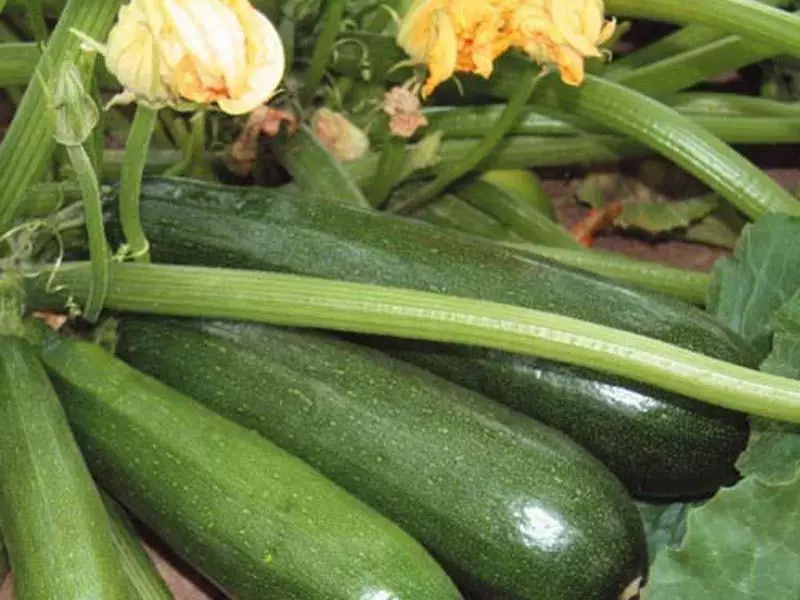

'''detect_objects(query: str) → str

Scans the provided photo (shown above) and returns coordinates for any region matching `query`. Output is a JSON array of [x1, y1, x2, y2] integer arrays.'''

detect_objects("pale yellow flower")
[[396, 0, 614, 95], [103, 0, 285, 114]]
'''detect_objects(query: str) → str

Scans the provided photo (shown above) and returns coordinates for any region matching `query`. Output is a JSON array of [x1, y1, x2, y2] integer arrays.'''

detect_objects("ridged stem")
[[65, 145, 108, 323], [21, 261, 800, 424], [0, 0, 121, 233], [119, 105, 158, 262]]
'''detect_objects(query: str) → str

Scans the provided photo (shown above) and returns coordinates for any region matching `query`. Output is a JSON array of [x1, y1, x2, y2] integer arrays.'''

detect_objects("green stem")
[[506, 243, 711, 305], [0, 0, 121, 233], [119, 105, 158, 262], [455, 181, 581, 249], [606, 0, 800, 58], [65, 145, 108, 323], [302, 0, 347, 106], [0, 43, 40, 86], [664, 92, 800, 117], [390, 68, 544, 215], [365, 135, 406, 207], [423, 104, 800, 143], [533, 76, 800, 218], [464, 67, 800, 219], [22, 261, 800, 423], [609, 29, 784, 97], [604, 0, 789, 76], [27, 0, 48, 42]]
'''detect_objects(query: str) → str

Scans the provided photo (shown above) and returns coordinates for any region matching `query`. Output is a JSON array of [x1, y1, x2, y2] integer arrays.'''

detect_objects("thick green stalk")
[[472, 69, 800, 219], [119, 105, 158, 262], [21, 261, 800, 424], [609, 30, 785, 96], [423, 105, 800, 143], [534, 76, 800, 218], [606, 0, 800, 58], [605, 0, 788, 76], [0, 0, 122, 234]]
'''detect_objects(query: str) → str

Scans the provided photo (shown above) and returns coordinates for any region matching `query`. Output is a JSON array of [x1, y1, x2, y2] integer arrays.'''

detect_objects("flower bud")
[[104, 0, 285, 114], [310, 109, 369, 162]]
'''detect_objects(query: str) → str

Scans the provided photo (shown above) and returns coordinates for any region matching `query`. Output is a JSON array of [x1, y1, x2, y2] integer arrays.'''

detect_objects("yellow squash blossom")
[[103, 0, 285, 114], [397, 0, 516, 97], [397, 0, 614, 96], [511, 0, 615, 86]]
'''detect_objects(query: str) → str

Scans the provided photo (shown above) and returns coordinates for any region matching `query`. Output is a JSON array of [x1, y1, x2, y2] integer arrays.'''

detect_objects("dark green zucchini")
[[359, 337, 748, 498], [34, 328, 463, 600], [0, 335, 128, 600], [115, 177, 754, 498], [120, 177, 755, 364], [115, 316, 647, 600]]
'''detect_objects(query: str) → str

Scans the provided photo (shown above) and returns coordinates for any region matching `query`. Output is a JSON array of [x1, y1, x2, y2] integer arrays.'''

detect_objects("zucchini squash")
[[34, 328, 463, 600], [102, 491, 174, 600], [0, 335, 128, 600], [117, 177, 754, 498], [115, 316, 647, 600]]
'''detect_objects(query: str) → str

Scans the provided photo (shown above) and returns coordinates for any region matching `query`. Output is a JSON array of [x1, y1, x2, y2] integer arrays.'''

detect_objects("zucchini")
[[121, 177, 755, 363], [0, 335, 128, 600], [102, 491, 174, 600], [364, 338, 749, 498], [34, 328, 463, 600], [119, 177, 755, 497], [115, 316, 647, 600]]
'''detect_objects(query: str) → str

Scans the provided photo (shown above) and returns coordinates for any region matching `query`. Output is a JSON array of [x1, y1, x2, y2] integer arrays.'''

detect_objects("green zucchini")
[[0, 335, 128, 600], [34, 328, 463, 600], [361, 338, 749, 498], [101, 491, 174, 600], [117, 177, 755, 498], [115, 316, 647, 600], [122, 177, 755, 364]]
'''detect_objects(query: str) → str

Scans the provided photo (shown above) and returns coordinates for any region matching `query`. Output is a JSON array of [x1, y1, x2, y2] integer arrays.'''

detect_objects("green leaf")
[[736, 294, 800, 486], [760, 291, 800, 379], [637, 502, 693, 563], [642, 469, 800, 600], [677, 204, 745, 249], [736, 418, 800, 485], [615, 196, 718, 234], [708, 214, 800, 355]]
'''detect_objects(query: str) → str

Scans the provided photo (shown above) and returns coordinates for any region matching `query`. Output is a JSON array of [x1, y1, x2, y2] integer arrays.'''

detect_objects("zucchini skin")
[[124, 177, 755, 498], [362, 338, 748, 498], [0, 335, 128, 600], [37, 333, 463, 600], [116, 316, 647, 600], [101, 491, 175, 600], [126, 177, 757, 365]]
